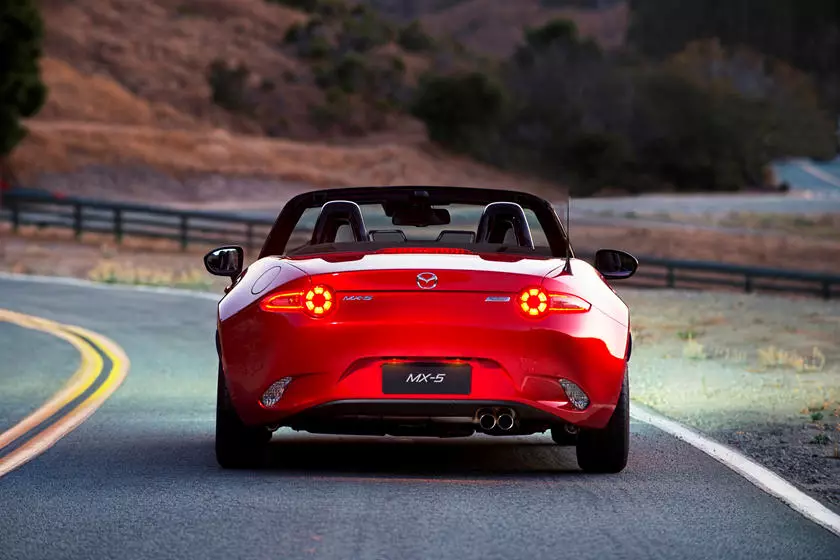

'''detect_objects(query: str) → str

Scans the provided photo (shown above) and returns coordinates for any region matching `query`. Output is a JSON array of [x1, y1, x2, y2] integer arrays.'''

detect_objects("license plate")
[[381, 362, 472, 395]]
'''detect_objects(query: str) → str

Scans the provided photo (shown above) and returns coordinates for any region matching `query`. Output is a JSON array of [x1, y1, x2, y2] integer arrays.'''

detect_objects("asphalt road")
[[1, 278, 838, 560]]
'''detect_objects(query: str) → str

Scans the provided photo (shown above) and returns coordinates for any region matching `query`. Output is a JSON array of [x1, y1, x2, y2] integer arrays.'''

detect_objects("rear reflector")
[[559, 379, 590, 410], [261, 377, 293, 407]]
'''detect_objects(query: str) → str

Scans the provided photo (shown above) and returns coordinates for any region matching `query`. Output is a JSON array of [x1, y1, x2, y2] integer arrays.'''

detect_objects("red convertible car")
[[204, 186, 638, 472]]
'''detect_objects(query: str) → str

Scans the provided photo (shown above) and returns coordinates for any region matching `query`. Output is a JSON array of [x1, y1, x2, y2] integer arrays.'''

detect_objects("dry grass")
[[602, 211, 840, 240], [9, 0, 576, 200], [87, 259, 213, 290], [12, 121, 560, 196], [0, 226, 228, 291], [35, 57, 203, 130], [34, 0, 435, 141], [421, 0, 629, 57], [573, 223, 840, 274], [38, 0, 311, 136]]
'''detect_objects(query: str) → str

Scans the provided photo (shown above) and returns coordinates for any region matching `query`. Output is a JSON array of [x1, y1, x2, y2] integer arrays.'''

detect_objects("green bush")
[[300, 35, 332, 59], [0, 0, 47, 156], [397, 21, 435, 52], [411, 72, 505, 151], [272, 0, 349, 18], [339, 10, 394, 52], [206, 59, 251, 113], [309, 93, 351, 131], [333, 51, 369, 93], [284, 22, 303, 44]]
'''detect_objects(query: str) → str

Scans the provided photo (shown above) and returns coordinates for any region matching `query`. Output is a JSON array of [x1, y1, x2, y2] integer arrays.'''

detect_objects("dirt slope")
[[12, 121, 559, 196], [38, 0, 317, 136], [13, 0, 561, 194], [34, 57, 203, 129]]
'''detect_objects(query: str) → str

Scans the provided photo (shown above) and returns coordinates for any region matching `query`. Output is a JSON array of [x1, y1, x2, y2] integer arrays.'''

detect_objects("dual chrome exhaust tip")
[[477, 408, 516, 431]]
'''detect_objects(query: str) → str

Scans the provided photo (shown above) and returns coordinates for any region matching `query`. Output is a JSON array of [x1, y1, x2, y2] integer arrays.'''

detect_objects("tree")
[[410, 72, 505, 151], [628, 0, 840, 111], [0, 0, 48, 156]]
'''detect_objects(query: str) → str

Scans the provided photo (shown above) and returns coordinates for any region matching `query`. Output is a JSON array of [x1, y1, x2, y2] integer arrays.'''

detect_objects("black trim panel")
[[285, 399, 559, 422]]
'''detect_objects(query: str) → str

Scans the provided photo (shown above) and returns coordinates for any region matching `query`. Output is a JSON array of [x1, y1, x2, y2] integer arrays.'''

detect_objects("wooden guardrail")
[[3, 189, 839, 299]]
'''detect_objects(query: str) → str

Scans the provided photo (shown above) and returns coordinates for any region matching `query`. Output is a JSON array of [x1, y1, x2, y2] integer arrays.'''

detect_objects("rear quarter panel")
[[544, 259, 631, 359]]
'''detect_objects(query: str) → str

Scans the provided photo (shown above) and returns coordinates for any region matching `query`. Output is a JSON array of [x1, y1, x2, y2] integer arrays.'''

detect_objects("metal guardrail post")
[[179, 215, 188, 251], [822, 281, 832, 300], [10, 200, 19, 233], [114, 208, 123, 244], [745, 275, 753, 293], [73, 203, 82, 239], [666, 266, 675, 288]]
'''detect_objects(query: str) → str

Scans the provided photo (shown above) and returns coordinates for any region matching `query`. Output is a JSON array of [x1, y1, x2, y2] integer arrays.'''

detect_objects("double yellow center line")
[[0, 309, 130, 477]]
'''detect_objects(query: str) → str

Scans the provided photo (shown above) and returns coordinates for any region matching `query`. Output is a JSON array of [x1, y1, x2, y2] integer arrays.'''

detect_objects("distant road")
[[773, 157, 840, 195]]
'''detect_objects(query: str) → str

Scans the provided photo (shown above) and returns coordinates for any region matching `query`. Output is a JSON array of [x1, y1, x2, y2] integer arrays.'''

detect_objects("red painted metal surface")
[[217, 253, 630, 430]]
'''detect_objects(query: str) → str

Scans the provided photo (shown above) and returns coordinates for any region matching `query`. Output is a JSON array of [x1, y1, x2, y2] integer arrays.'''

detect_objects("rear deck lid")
[[285, 252, 564, 293]]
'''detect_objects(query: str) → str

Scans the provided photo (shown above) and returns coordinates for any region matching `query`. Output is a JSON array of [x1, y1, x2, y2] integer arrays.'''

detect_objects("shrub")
[[411, 72, 505, 151], [308, 93, 351, 131], [266, 0, 319, 13], [300, 35, 332, 59], [206, 59, 251, 113], [397, 21, 435, 52], [284, 22, 303, 44], [339, 10, 394, 52], [332, 51, 369, 93]]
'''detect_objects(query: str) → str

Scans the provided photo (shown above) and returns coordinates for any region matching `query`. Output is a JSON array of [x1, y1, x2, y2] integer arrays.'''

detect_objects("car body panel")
[[217, 253, 629, 432]]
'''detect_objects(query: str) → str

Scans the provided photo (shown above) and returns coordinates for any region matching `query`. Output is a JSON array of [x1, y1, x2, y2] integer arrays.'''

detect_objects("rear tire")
[[575, 366, 629, 473], [216, 362, 271, 469]]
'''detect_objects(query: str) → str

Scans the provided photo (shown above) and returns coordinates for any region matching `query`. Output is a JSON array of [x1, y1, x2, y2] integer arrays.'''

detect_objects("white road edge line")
[[631, 403, 840, 538], [2, 272, 839, 537]]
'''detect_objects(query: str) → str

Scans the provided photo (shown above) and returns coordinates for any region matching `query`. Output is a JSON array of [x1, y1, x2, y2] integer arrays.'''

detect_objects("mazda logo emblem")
[[416, 272, 438, 289]]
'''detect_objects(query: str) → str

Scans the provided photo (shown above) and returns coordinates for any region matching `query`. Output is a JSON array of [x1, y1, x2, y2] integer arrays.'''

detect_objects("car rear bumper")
[[222, 350, 626, 431]]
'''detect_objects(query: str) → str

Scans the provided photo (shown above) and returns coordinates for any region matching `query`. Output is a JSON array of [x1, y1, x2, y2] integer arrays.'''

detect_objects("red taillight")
[[260, 285, 336, 318], [302, 285, 334, 317], [260, 291, 303, 312], [518, 287, 549, 317], [516, 288, 590, 318]]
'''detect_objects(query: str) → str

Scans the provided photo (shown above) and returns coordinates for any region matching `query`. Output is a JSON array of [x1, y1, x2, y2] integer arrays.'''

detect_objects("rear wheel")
[[575, 366, 629, 473], [216, 362, 271, 469]]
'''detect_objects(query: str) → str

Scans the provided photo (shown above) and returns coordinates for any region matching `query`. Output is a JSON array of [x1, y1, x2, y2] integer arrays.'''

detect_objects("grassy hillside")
[[36, 0, 446, 140], [367, 0, 629, 56], [10, 0, 555, 193]]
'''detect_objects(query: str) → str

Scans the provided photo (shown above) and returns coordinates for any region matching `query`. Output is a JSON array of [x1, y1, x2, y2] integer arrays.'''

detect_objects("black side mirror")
[[204, 246, 244, 281], [594, 249, 638, 280]]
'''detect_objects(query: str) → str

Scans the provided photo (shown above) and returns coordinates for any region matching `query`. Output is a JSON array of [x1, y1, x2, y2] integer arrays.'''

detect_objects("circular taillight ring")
[[517, 287, 549, 318], [303, 284, 335, 318]]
